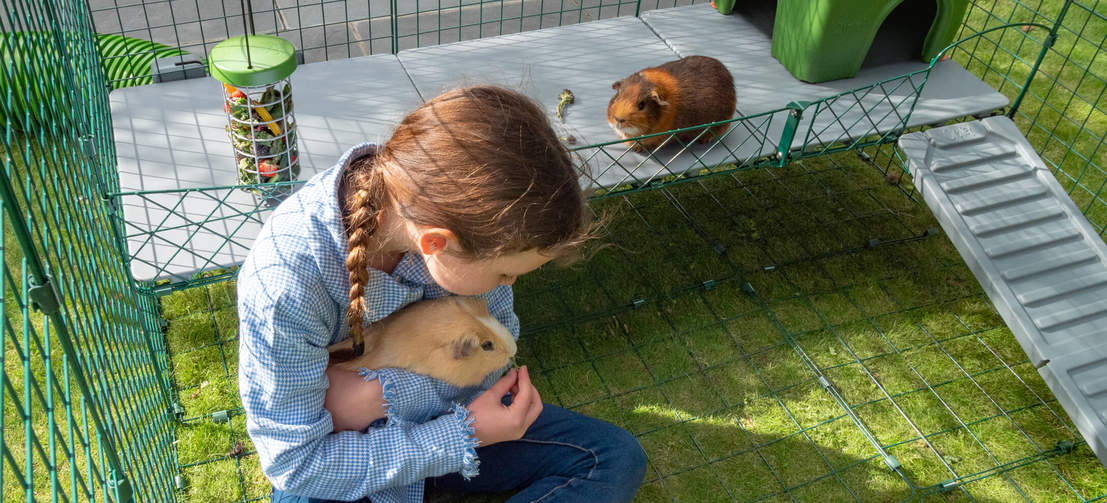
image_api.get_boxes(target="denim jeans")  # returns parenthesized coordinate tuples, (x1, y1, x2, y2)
(270, 404, 647, 503)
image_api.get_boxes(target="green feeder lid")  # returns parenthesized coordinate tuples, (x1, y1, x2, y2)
(208, 35, 296, 87)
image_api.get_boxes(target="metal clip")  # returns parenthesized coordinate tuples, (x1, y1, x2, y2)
(28, 276, 61, 315)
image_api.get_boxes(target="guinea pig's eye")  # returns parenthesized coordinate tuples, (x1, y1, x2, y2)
(481, 341, 494, 351)
(637, 100, 645, 110)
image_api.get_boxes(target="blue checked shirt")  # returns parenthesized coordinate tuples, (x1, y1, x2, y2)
(237, 143, 520, 502)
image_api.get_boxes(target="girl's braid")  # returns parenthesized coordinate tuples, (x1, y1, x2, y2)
(343, 158, 388, 356)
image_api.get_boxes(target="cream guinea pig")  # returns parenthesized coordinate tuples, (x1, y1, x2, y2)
(327, 296, 517, 388)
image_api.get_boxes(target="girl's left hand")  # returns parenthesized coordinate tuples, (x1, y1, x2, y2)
(325, 366, 387, 432)
(467, 366, 543, 446)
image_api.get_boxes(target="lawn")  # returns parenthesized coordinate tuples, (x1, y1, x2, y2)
(161, 1, 1107, 501)
(164, 152, 1107, 502)
(2, 0, 1105, 502)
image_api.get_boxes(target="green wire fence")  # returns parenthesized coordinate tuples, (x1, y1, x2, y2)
(2, 0, 1106, 501)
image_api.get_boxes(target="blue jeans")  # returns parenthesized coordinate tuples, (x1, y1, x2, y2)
(271, 404, 646, 503)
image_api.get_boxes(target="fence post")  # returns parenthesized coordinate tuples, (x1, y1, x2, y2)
(1008, 0, 1069, 118)
(391, 0, 400, 54)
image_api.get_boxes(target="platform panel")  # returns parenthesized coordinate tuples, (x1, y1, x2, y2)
(397, 15, 696, 189)
(114, 5, 1013, 284)
(111, 54, 424, 282)
(899, 116, 1107, 467)
(642, 5, 1011, 164)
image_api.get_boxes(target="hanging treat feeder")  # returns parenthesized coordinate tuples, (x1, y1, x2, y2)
(208, 34, 299, 201)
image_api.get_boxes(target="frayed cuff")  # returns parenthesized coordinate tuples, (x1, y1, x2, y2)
(358, 368, 395, 417)
(451, 403, 481, 479)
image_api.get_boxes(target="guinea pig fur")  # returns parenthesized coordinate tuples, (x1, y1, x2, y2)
(327, 296, 517, 388)
(607, 55, 736, 152)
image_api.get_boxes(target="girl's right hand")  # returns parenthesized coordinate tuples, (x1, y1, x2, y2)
(467, 366, 543, 446)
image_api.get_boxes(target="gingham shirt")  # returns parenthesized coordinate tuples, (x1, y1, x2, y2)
(237, 143, 519, 502)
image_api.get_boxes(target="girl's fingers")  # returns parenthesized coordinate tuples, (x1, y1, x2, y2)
(509, 366, 534, 414)
(485, 367, 518, 399)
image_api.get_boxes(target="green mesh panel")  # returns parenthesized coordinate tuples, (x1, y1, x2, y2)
(2, 0, 1106, 501)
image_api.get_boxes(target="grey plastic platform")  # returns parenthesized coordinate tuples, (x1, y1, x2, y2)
(641, 5, 1011, 168)
(397, 16, 686, 188)
(112, 5, 1014, 283)
(899, 116, 1107, 467)
(111, 54, 424, 282)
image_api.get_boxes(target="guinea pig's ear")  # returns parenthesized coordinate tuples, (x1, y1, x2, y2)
(611, 80, 622, 90)
(451, 332, 479, 359)
(649, 88, 669, 107)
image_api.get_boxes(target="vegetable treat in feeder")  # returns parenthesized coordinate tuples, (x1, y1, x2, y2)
(208, 34, 300, 200)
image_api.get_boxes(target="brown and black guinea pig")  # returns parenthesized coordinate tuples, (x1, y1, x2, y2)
(607, 55, 737, 152)
(327, 296, 517, 388)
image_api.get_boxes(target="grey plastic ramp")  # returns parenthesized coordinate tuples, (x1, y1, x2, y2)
(111, 54, 424, 283)
(899, 116, 1107, 467)
(642, 5, 1010, 166)
(398, 16, 689, 189)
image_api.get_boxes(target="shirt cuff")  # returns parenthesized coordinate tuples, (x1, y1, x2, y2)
(450, 403, 481, 480)
(358, 368, 481, 479)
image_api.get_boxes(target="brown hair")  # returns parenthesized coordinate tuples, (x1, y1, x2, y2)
(342, 85, 592, 353)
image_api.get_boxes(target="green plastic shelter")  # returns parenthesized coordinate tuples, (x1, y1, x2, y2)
(769, 0, 970, 83)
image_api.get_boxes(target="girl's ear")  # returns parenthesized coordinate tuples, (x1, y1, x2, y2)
(417, 228, 457, 255)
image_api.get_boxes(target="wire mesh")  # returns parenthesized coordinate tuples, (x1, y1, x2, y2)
(86, 0, 707, 74)
(4, 0, 1107, 501)
(1, 0, 176, 501)
(83, 0, 1105, 238)
(163, 150, 1107, 502)
(954, 0, 1107, 239)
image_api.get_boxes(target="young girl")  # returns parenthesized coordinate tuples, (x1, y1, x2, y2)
(238, 85, 647, 503)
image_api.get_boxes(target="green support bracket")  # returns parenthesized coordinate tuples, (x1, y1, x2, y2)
(630, 298, 646, 309)
(108, 469, 134, 503)
(883, 454, 901, 471)
(701, 280, 717, 291)
(741, 282, 756, 296)
(78, 133, 97, 159)
(776, 102, 808, 167)
(152, 282, 176, 297)
(211, 410, 230, 423)
(28, 276, 61, 315)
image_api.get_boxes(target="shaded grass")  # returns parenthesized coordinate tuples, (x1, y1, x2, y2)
(149, 1, 1107, 501)
(165, 151, 1107, 502)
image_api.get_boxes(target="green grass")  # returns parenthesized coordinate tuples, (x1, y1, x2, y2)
(164, 151, 1107, 502)
(3, 0, 1106, 501)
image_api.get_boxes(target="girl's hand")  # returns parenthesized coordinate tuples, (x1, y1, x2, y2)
(325, 366, 387, 432)
(467, 366, 543, 446)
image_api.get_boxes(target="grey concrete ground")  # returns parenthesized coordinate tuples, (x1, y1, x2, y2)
(87, 0, 699, 63)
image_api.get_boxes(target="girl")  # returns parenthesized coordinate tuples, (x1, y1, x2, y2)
(237, 85, 647, 503)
